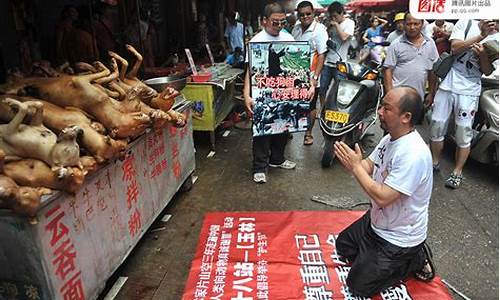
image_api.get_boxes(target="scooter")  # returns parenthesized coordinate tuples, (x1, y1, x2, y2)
(446, 71, 499, 165)
(319, 40, 383, 167)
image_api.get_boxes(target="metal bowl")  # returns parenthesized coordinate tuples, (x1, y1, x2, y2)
(144, 75, 187, 92)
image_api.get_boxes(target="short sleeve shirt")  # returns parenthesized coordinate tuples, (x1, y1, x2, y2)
(225, 22, 244, 52)
(292, 20, 329, 55)
(325, 18, 355, 66)
(439, 19, 499, 96)
(384, 34, 439, 100)
(368, 131, 433, 247)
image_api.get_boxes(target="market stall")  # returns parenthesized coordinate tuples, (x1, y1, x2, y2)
(0, 99, 195, 300)
(182, 63, 244, 150)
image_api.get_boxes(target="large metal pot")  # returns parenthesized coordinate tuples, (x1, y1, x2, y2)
(144, 74, 187, 92)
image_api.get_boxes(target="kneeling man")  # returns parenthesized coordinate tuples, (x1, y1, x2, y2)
(334, 86, 435, 297)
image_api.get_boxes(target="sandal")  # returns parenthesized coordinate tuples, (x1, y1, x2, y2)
(303, 134, 314, 145)
(414, 243, 436, 282)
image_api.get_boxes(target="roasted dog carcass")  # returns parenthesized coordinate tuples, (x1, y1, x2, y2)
(0, 94, 127, 163)
(0, 99, 82, 177)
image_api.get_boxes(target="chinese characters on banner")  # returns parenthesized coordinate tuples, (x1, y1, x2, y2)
(44, 204, 85, 300)
(182, 211, 453, 300)
(32, 116, 193, 300)
(249, 42, 312, 136)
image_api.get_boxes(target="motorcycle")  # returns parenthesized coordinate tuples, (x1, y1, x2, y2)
(319, 40, 383, 167)
(358, 36, 390, 69)
(446, 71, 499, 165)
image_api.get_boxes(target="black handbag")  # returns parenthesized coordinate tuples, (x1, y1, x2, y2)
(432, 20, 472, 79)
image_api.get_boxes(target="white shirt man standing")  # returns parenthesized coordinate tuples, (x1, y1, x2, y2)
(320, 2, 355, 105)
(430, 19, 499, 189)
(292, 1, 328, 146)
(243, 3, 298, 184)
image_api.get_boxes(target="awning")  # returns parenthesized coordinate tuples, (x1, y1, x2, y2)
(317, 0, 351, 6)
(345, 0, 408, 11)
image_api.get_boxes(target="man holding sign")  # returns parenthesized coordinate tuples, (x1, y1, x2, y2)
(244, 3, 305, 184)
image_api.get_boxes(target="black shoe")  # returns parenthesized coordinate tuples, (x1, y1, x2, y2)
(414, 243, 436, 282)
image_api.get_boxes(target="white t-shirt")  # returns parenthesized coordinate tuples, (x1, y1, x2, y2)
(292, 20, 328, 55)
(424, 21, 454, 39)
(325, 18, 355, 66)
(368, 130, 433, 247)
(245, 29, 295, 63)
(439, 19, 499, 96)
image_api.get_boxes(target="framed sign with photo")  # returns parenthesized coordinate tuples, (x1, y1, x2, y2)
(249, 41, 312, 137)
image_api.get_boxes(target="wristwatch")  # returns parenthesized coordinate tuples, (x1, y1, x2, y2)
(312, 74, 319, 81)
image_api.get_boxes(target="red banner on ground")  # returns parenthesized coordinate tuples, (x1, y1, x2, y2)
(182, 211, 452, 300)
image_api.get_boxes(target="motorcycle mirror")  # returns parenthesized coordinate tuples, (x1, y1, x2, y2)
(327, 40, 343, 62)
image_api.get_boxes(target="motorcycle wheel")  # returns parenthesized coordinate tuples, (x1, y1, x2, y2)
(322, 138, 335, 168)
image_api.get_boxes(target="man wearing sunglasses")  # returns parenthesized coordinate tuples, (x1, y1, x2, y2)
(243, 3, 297, 184)
(292, 1, 329, 146)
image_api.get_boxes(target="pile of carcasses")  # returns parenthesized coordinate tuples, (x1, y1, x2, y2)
(0, 45, 185, 217)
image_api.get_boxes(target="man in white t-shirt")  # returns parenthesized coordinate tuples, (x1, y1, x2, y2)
(320, 2, 355, 104)
(430, 19, 499, 189)
(243, 3, 300, 184)
(292, 1, 329, 146)
(334, 87, 434, 297)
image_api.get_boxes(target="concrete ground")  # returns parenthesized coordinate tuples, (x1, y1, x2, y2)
(100, 119, 499, 300)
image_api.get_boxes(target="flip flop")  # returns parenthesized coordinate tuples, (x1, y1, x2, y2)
(415, 243, 436, 282)
(303, 134, 313, 145)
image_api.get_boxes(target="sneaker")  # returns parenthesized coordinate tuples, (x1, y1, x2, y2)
(432, 163, 440, 173)
(253, 172, 266, 183)
(445, 173, 463, 189)
(269, 160, 296, 169)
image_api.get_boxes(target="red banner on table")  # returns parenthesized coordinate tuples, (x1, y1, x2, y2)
(182, 211, 452, 300)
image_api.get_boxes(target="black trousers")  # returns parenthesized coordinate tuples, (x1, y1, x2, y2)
(252, 132, 288, 173)
(336, 212, 425, 297)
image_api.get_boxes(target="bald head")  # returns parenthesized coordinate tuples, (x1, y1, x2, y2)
(390, 86, 423, 126)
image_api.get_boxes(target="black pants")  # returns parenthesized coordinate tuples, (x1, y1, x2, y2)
(336, 212, 425, 297)
(252, 132, 288, 173)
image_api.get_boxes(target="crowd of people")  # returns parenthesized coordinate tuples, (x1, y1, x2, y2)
(242, 1, 498, 298)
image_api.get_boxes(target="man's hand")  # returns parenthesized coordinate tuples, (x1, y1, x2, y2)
(307, 85, 316, 100)
(244, 96, 254, 118)
(424, 93, 434, 109)
(334, 141, 363, 172)
(471, 43, 486, 56)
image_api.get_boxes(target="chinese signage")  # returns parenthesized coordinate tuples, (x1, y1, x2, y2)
(183, 211, 453, 300)
(249, 42, 312, 137)
(24, 114, 194, 300)
(410, 0, 498, 19)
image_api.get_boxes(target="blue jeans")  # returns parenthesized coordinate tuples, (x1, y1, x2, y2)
(319, 65, 339, 99)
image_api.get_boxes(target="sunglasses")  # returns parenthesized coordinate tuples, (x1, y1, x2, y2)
(270, 19, 287, 27)
(298, 12, 313, 18)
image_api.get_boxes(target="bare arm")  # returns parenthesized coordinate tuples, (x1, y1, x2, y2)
(243, 67, 253, 117)
(332, 22, 351, 42)
(451, 20, 496, 55)
(362, 31, 369, 44)
(473, 43, 495, 76)
(334, 141, 400, 207)
(383, 67, 394, 93)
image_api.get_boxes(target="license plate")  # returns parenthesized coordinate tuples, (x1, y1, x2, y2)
(325, 110, 349, 124)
